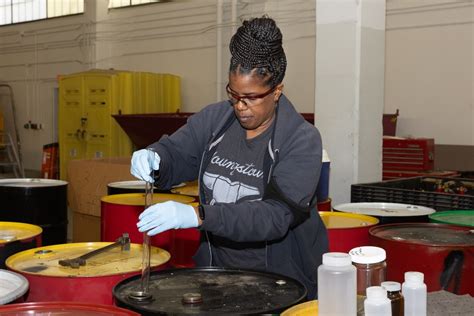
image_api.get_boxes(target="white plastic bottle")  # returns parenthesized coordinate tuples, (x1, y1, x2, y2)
(364, 286, 392, 316)
(402, 271, 427, 316)
(318, 252, 357, 316)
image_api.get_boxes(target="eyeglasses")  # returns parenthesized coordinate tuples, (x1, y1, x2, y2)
(226, 83, 276, 107)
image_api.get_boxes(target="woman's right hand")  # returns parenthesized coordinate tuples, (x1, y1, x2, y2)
(130, 149, 161, 183)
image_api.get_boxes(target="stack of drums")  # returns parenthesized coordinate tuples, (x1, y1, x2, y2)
(0, 222, 42, 269)
(0, 179, 68, 245)
(369, 223, 474, 295)
(319, 211, 379, 253)
(101, 191, 197, 268)
(113, 267, 307, 315)
(0, 302, 140, 315)
(6, 242, 170, 304)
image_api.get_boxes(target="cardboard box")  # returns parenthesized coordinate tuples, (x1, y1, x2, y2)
(73, 212, 101, 242)
(67, 157, 135, 217)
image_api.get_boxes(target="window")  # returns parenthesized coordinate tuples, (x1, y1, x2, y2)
(0, 0, 83, 26)
(109, 0, 164, 9)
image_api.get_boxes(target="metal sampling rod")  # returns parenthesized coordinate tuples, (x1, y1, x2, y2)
(140, 149, 155, 296)
(127, 149, 156, 303)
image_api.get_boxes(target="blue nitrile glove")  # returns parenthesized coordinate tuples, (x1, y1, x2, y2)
(137, 201, 198, 236)
(130, 149, 160, 183)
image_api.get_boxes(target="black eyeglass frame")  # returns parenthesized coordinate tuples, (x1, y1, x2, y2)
(226, 83, 277, 106)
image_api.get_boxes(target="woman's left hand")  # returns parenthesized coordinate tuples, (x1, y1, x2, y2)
(137, 201, 199, 236)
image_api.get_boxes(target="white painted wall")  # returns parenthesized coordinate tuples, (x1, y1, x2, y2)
(0, 14, 88, 172)
(0, 0, 316, 171)
(315, 0, 386, 205)
(384, 0, 474, 146)
(0, 0, 472, 178)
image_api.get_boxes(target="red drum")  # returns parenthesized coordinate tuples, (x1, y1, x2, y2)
(0, 302, 139, 315)
(317, 198, 332, 212)
(170, 228, 201, 268)
(166, 201, 201, 268)
(6, 242, 170, 305)
(319, 212, 379, 253)
(369, 223, 474, 295)
(0, 222, 42, 269)
(169, 182, 201, 267)
(101, 193, 195, 253)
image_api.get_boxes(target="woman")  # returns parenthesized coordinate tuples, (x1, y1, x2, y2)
(131, 16, 328, 299)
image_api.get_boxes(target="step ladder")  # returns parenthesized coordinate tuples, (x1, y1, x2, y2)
(0, 132, 24, 178)
(0, 83, 24, 178)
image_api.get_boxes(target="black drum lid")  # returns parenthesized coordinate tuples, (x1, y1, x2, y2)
(113, 267, 307, 315)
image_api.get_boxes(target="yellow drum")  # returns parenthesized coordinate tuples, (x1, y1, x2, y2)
(6, 242, 170, 305)
(171, 180, 199, 198)
(0, 222, 42, 269)
(319, 212, 379, 253)
(282, 300, 318, 316)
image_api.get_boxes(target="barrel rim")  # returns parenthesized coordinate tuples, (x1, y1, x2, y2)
(333, 202, 436, 217)
(0, 178, 68, 187)
(0, 221, 43, 244)
(281, 299, 318, 316)
(319, 211, 379, 228)
(107, 180, 147, 188)
(0, 301, 140, 314)
(428, 210, 474, 227)
(101, 192, 195, 205)
(369, 222, 473, 247)
(6, 242, 170, 278)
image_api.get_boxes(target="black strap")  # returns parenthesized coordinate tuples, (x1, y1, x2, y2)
(439, 250, 464, 294)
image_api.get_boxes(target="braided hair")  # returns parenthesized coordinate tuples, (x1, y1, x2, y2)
(229, 16, 287, 88)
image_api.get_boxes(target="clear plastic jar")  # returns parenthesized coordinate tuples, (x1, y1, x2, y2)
(349, 246, 387, 296)
(318, 252, 357, 316)
(364, 286, 391, 316)
(402, 271, 427, 316)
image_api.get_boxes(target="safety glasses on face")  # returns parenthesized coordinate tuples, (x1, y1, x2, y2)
(226, 83, 277, 107)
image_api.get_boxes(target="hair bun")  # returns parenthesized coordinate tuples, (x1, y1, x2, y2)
(229, 17, 287, 86)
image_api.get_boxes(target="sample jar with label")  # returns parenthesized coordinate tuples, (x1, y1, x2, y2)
(349, 246, 387, 296)
(381, 281, 404, 316)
